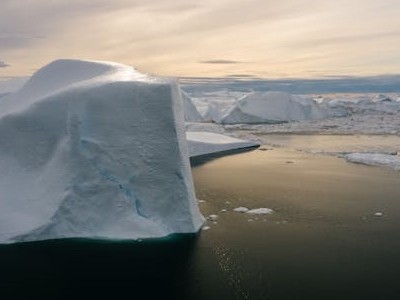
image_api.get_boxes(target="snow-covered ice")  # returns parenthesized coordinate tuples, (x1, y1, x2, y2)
(186, 131, 259, 157)
(0, 59, 204, 243)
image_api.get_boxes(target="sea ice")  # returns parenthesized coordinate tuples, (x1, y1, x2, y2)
(345, 153, 400, 171)
(186, 131, 259, 157)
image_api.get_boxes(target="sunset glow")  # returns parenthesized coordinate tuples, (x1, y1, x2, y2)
(1, 0, 399, 78)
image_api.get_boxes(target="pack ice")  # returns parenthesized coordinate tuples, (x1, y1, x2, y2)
(0, 59, 204, 243)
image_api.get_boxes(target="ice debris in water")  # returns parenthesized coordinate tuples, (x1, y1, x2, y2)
(233, 207, 274, 215)
(208, 214, 218, 221)
(246, 208, 274, 215)
(233, 207, 249, 213)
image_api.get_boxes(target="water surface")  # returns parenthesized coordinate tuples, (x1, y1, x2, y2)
(2, 146, 400, 299)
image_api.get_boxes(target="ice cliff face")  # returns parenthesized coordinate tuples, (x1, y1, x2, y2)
(0, 59, 204, 243)
(181, 91, 203, 122)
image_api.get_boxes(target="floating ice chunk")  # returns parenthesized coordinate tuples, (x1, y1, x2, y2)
(208, 214, 218, 221)
(202, 226, 211, 231)
(233, 207, 249, 213)
(374, 212, 384, 217)
(246, 208, 274, 215)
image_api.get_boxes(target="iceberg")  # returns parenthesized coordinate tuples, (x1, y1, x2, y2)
(0, 59, 204, 243)
(220, 91, 328, 124)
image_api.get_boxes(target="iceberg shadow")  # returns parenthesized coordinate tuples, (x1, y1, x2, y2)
(0, 234, 199, 298)
(190, 145, 259, 167)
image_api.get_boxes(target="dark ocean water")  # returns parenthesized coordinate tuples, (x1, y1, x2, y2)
(2, 146, 400, 299)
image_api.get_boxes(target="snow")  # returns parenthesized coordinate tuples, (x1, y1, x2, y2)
(186, 131, 259, 157)
(345, 153, 400, 171)
(0, 59, 204, 244)
(246, 208, 274, 215)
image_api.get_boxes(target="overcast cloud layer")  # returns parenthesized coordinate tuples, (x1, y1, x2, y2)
(1, 0, 399, 78)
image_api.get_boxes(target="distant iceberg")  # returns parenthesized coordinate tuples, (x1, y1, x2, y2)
(0, 59, 204, 243)
(220, 91, 328, 124)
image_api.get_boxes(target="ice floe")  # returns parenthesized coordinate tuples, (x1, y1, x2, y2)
(345, 153, 400, 171)
(186, 131, 259, 157)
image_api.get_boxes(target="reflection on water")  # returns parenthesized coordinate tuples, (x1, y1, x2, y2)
(0, 235, 199, 299)
(2, 145, 400, 299)
(192, 147, 400, 299)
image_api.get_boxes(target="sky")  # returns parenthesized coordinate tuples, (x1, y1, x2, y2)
(1, 0, 400, 79)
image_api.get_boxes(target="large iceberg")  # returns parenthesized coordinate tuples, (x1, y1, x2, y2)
(221, 91, 328, 124)
(0, 59, 203, 243)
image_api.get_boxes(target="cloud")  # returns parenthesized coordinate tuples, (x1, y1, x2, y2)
(199, 59, 243, 64)
(290, 30, 400, 49)
(0, 35, 46, 51)
(0, 61, 10, 68)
